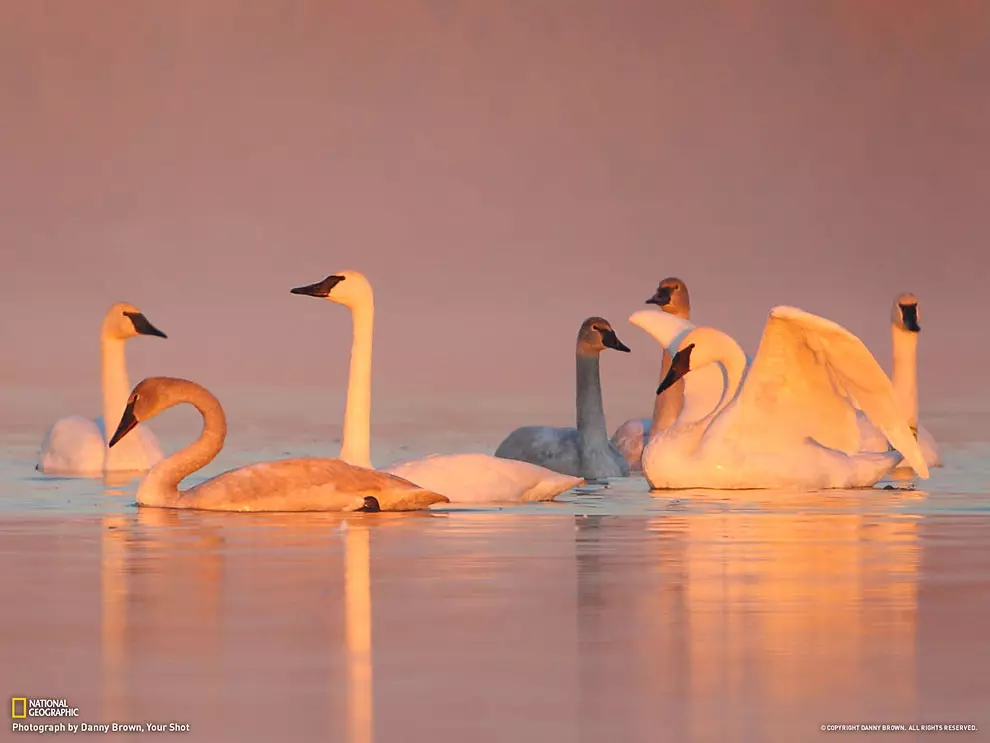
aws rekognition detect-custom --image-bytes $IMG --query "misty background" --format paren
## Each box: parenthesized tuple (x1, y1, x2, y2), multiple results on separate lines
(1, 1, 987, 441)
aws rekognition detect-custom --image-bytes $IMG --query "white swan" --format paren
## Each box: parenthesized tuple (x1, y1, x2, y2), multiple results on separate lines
(611, 278, 692, 470)
(494, 317, 631, 479)
(289, 271, 585, 503)
(37, 302, 168, 477)
(634, 306, 930, 490)
(108, 376, 449, 512)
(856, 293, 942, 469)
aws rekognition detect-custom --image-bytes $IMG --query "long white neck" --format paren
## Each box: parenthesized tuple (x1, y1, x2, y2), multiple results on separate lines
(100, 334, 130, 445)
(137, 383, 227, 507)
(891, 326, 919, 431)
(339, 297, 374, 468)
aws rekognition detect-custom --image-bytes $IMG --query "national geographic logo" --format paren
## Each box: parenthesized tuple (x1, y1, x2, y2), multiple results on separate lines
(11, 698, 80, 719)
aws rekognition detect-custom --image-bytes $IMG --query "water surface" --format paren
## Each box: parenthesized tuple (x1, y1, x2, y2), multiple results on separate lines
(2, 427, 989, 742)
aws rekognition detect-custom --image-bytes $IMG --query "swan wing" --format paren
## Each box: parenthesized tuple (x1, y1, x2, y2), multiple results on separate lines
(734, 306, 929, 477)
(628, 309, 728, 424)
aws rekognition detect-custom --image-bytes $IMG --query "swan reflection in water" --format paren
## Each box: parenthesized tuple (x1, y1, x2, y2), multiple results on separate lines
(575, 488, 923, 743)
(99, 509, 382, 743)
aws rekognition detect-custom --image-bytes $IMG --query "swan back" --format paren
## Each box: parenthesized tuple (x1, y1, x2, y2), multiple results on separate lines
(386, 453, 584, 503)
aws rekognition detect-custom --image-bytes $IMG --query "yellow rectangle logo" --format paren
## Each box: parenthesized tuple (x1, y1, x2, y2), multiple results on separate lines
(11, 697, 27, 718)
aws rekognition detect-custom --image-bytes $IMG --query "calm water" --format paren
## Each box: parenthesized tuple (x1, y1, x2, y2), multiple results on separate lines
(2, 418, 989, 742)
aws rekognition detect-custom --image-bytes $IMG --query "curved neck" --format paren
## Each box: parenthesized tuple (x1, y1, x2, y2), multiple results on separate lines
(340, 298, 374, 468)
(891, 326, 919, 430)
(650, 348, 684, 431)
(665, 336, 747, 452)
(651, 306, 690, 431)
(100, 334, 130, 444)
(576, 352, 609, 454)
(137, 385, 227, 507)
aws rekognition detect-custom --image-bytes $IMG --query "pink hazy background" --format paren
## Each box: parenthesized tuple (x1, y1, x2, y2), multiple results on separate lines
(1, 1, 987, 434)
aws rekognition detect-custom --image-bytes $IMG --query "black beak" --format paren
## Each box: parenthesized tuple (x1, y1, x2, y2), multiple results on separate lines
(657, 343, 694, 395)
(646, 285, 672, 307)
(124, 312, 167, 339)
(290, 275, 346, 298)
(601, 328, 631, 353)
(899, 303, 921, 332)
(356, 496, 381, 513)
(108, 399, 139, 448)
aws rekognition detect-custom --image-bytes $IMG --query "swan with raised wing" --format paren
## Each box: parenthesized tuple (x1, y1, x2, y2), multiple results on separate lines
(856, 294, 942, 470)
(494, 317, 631, 480)
(108, 377, 449, 512)
(634, 306, 930, 490)
(37, 303, 167, 477)
(611, 278, 692, 470)
(289, 271, 584, 503)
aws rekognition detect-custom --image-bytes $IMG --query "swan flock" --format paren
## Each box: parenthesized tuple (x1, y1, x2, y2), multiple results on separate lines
(36, 274, 937, 511)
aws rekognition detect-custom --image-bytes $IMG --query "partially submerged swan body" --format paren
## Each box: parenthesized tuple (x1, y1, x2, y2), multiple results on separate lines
(611, 278, 691, 471)
(290, 271, 584, 503)
(495, 317, 631, 480)
(634, 306, 930, 490)
(37, 303, 167, 477)
(857, 294, 942, 470)
(109, 377, 448, 512)
(387, 453, 584, 503)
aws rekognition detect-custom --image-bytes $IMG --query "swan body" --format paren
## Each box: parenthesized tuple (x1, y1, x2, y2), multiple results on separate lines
(611, 278, 692, 471)
(290, 271, 584, 503)
(857, 294, 942, 470)
(635, 306, 930, 490)
(495, 317, 631, 479)
(386, 453, 583, 503)
(109, 377, 449, 512)
(37, 303, 167, 476)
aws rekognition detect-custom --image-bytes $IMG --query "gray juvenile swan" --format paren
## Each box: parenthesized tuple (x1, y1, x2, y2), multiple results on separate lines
(610, 277, 691, 470)
(494, 317, 631, 480)
(108, 377, 449, 512)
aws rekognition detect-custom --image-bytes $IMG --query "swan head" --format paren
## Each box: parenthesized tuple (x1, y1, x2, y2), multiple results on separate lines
(102, 302, 167, 341)
(107, 378, 166, 447)
(654, 327, 725, 395)
(290, 270, 372, 309)
(645, 277, 690, 319)
(577, 317, 630, 356)
(108, 377, 190, 447)
(892, 293, 921, 333)
(343, 495, 382, 513)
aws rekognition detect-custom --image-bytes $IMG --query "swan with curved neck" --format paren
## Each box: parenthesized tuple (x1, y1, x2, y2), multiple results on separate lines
(636, 306, 930, 490)
(108, 377, 448, 511)
(290, 271, 584, 503)
(494, 317, 631, 479)
(611, 278, 691, 470)
(857, 293, 942, 468)
(37, 302, 167, 477)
